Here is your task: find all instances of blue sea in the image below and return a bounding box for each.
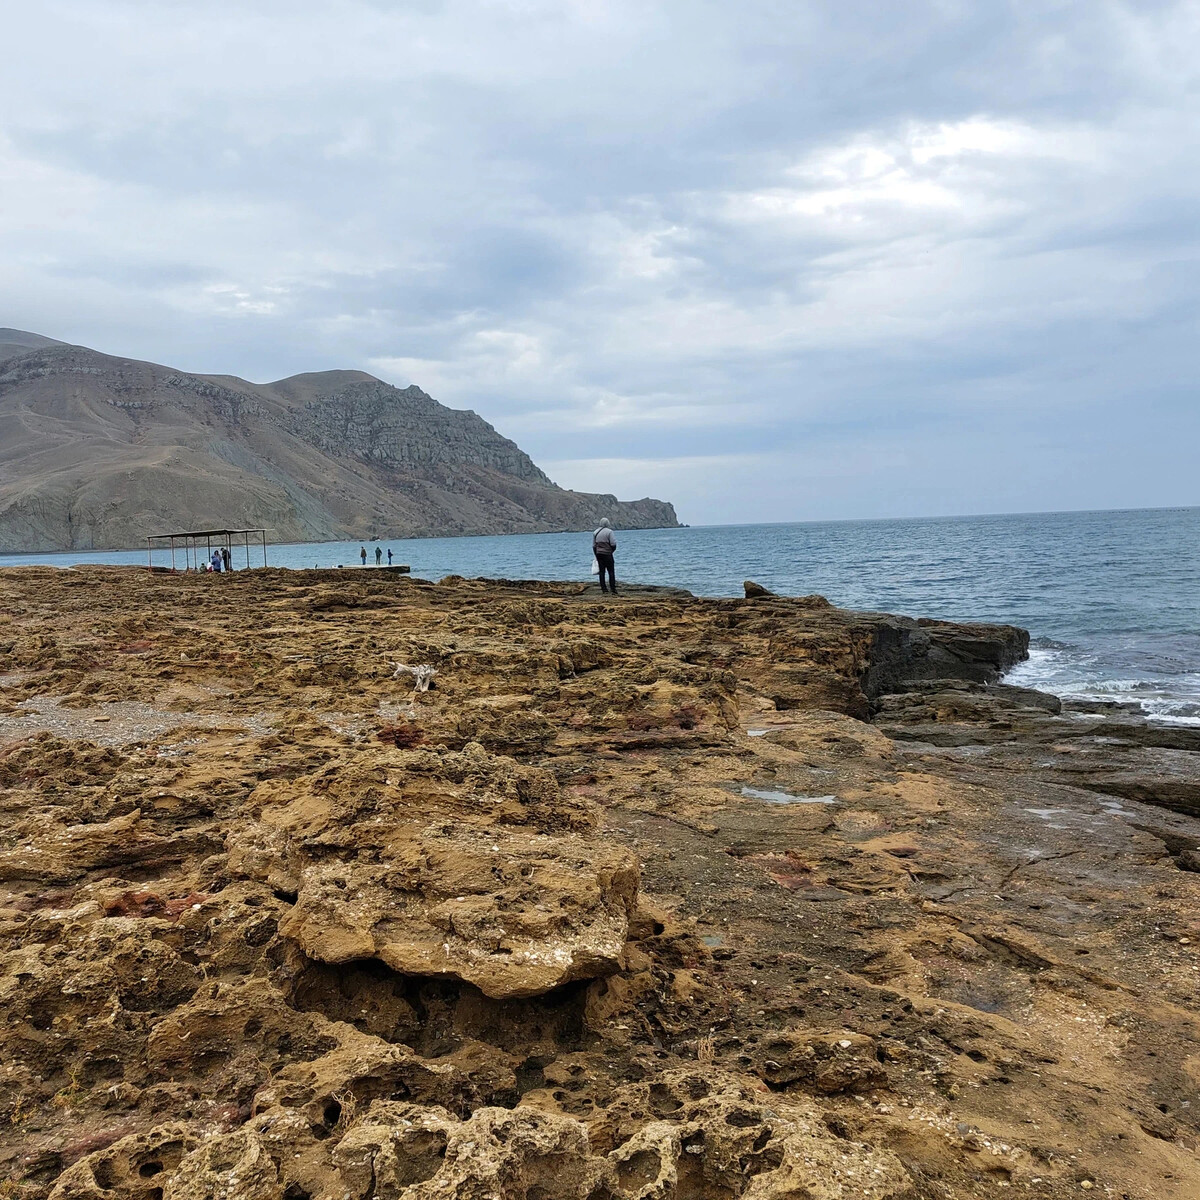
[3,507,1198,723]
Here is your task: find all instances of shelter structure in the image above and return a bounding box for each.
[146,528,268,573]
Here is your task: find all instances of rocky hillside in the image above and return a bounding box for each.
[0,329,679,551]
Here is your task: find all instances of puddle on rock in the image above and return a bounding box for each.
[740,786,837,805]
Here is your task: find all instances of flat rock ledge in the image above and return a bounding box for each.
[279,829,638,999]
[227,745,639,999]
[5,568,1199,1200]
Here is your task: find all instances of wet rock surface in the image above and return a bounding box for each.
[1,565,1198,1198]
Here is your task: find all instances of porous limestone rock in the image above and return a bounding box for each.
[333,1104,607,1200]
[49,1123,196,1200]
[6,568,1200,1199]
[752,1028,887,1095]
[278,829,639,999]
[229,746,639,999]
[141,1071,914,1200]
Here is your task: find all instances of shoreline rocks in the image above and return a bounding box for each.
[1,569,1198,1199]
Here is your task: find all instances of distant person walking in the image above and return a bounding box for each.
[592,519,618,595]
[360,546,367,566]
[221,547,232,573]
[387,548,393,565]
[375,546,383,566]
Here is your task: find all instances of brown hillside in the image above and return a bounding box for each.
[0,330,678,550]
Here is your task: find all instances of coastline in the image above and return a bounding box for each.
[0,519,688,559]
[2,569,1199,1196]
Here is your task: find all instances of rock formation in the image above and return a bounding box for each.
[0,329,678,551]
[1,566,1198,1198]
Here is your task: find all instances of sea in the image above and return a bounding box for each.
[3,506,1198,724]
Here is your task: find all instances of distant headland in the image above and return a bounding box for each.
[0,328,679,552]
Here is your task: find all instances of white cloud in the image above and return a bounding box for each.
[1,1,1198,521]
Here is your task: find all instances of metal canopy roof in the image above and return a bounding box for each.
[145,527,269,570]
[146,528,268,540]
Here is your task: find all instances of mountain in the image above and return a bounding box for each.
[0,330,679,551]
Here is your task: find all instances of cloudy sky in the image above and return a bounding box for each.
[3,1,1198,524]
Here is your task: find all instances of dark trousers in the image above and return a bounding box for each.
[596,552,617,593]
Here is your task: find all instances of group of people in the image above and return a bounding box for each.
[206,547,233,573]
[341,522,620,594]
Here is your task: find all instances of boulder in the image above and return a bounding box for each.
[744,580,775,598]
[1177,849,1200,872]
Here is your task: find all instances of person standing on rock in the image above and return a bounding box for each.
[375,546,383,566]
[593,519,618,595]
[360,546,367,566]
[387,548,393,565]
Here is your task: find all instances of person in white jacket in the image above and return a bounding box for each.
[592,519,618,595]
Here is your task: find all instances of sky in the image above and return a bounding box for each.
[2,0,1199,525]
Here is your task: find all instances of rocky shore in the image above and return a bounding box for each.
[1,567,1198,1198]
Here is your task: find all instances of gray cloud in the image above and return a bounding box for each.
[2,0,1198,521]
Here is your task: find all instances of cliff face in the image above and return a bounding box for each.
[282,378,554,482]
[0,330,679,551]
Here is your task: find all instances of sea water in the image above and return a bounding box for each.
[3,507,1198,722]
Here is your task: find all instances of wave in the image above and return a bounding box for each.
[1028,636,1074,651]
[1006,642,1200,725]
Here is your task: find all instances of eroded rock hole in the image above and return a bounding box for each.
[286,954,591,1058]
[138,1161,163,1178]
[516,1054,553,1095]
[616,1149,662,1191]
[391,1129,448,1186]
[649,1083,683,1117]
[724,1107,761,1128]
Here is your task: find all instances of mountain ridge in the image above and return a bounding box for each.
[0,330,679,551]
